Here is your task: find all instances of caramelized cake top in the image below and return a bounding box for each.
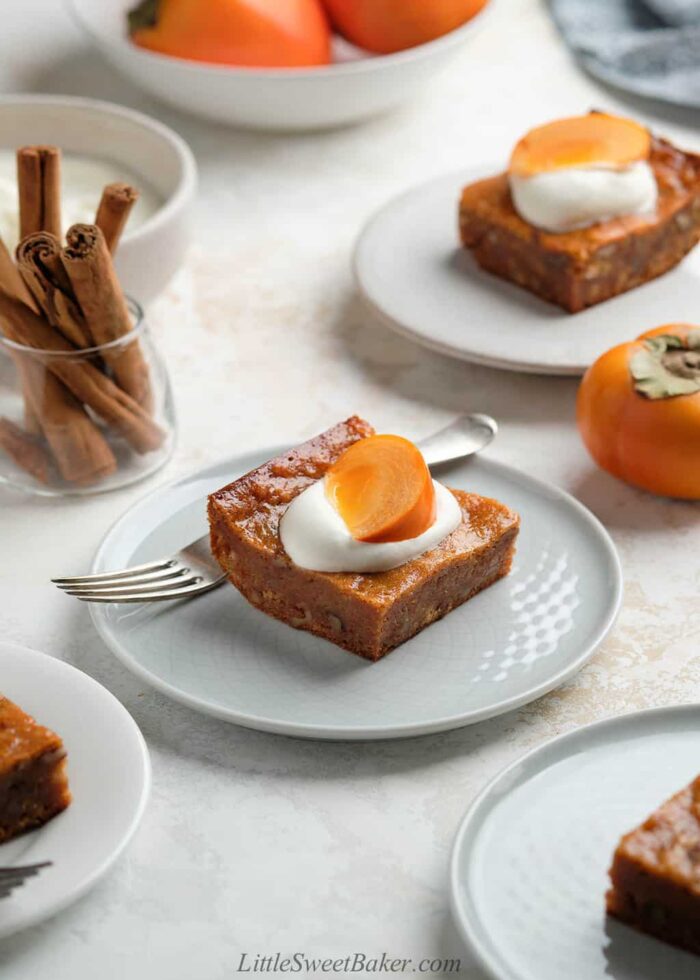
[615,777,700,894]
[0,696,64,769]
[209,416,375,555]
[461,136,700,256]
[208,417,520,600]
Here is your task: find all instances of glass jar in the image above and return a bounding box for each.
[0,300,176,497]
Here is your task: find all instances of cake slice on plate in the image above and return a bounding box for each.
[459,112,700,313]
[0,696,71,844]
[607,775,700,956]
[208,416,519,662]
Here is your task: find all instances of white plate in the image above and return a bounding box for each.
[0,643,150,938]
[450,705,700,980]
[89,446,621,741]
[354,168,700,375]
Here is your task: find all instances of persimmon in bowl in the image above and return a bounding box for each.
[67,0,493,130]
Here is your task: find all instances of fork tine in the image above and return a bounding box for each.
[0,862,51,898]
[0,863,50,877]
[70,579,219,603]
[0,878,33,890]
[64,573,204,598]
[52,557,178,586]
[0,871,39,885]
[52,532,222,605]
[54,566,192,592]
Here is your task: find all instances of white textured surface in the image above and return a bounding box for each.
[0,0,699,977]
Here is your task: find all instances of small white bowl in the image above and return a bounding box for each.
[68,0,493,131]
[0,95,197,305]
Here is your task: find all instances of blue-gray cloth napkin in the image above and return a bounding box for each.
[550,0,700,108]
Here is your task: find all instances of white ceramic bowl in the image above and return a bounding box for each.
[0,96,197,305]
[68,0,493,131]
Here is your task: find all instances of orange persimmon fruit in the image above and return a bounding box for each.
[128,0,331,68]
[325,434,437,543]
[577,324,700,499]
[321,0,488,55]
[509,114,651,178]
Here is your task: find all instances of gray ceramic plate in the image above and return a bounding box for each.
[354,169,700,376]
[450,705,700,980]
[90,447,622,740]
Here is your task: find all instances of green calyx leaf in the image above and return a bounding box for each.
[631,332,700,399]
[642,334,684,354]
[128,0,160,35]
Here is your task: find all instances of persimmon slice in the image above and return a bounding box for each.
[325,435,436,543]
[509,114,651,177]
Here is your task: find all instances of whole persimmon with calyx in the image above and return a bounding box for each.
[321,0,488,55]
[577,324,700,500]
[128,0,331,68]
[325,435,436,543]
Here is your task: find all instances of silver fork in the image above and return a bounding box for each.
[0,862,51,899]
[53,535,225,604]
[53,414,497,605]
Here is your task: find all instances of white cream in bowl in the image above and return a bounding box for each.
[0,150,162,252]
[0,96,198,305]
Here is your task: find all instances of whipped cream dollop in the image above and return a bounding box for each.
[509,161,658,233]
[279,478,461,573]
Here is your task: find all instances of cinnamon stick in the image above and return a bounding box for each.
[0,237,38,312]
[0,249,117,484]
[17,146,62,239]
[0,289,164,454]
[95,183,139,254]
[0,236,41,434]
[0,241,117,485]
[16,233,92,348]
[62,224,153,410]
[0,417,50,484]
[19,357,117,486]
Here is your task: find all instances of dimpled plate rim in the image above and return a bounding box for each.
[0,642,150,938]
[88,445,623,741]
[449,704,700,980]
